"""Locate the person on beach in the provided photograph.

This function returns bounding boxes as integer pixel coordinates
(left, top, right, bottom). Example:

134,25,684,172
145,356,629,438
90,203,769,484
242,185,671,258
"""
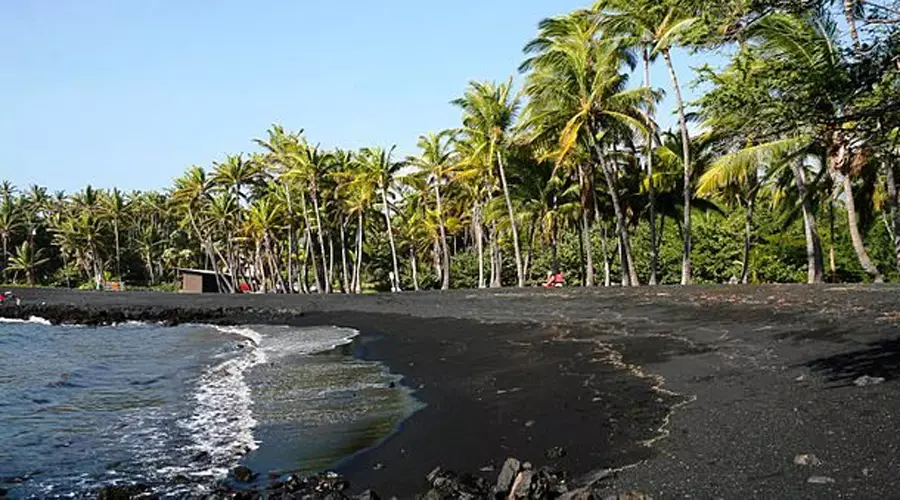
0,291,20,306
543,272,565,288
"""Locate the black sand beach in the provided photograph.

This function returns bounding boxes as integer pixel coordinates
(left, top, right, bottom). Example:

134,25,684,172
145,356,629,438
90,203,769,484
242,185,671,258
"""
4,285,900,498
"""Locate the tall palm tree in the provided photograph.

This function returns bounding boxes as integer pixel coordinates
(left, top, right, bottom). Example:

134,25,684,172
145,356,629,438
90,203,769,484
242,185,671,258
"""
748,12,880,281
453,79,525,287
101,188,128,283
408,131,456,289
521,11,653,286
255,125,309,292
593,0,665,284
358,146,403,292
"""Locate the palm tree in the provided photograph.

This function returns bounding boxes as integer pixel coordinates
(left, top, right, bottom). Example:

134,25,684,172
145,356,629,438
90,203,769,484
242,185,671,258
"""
747,12,880,281
172,166,233,291
697,137,802,283
8,240,49,286
521,11,653,286
409,131,456,289
255,125,309,292
453,79,525,288
0,199,20,282
358,146,403,292
101,188,128,283
338,152,379,293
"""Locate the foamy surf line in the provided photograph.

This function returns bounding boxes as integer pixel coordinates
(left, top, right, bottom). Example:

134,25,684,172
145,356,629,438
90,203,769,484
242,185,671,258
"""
209,324,264,346
0,315,52,325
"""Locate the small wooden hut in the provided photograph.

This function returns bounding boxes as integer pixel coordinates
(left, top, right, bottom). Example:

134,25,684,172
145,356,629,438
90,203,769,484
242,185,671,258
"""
178,268,230,294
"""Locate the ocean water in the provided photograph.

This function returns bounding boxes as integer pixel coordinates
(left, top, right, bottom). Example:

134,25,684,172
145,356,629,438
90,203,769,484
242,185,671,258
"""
0,319,418,498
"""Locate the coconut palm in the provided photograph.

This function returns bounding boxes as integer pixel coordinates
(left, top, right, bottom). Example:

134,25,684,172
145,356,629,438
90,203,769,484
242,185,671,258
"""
408,131,456,289
357,146,404,292
0,199,20,282
8,240,49,286
101,188,128,283
453,79,525,287
521,11,654,286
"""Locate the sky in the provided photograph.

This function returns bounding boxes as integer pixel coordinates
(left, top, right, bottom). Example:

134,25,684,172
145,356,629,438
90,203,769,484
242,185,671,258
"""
0,1,726,193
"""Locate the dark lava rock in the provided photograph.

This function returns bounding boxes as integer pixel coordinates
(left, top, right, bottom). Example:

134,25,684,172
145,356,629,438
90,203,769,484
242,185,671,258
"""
355,490,380,500
232,465,255,483
545,446,567,460
96,483,155,500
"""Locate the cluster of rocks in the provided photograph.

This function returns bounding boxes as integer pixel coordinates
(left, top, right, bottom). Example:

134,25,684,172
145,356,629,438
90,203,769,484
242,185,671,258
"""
92,458,650,500
0,303,287,327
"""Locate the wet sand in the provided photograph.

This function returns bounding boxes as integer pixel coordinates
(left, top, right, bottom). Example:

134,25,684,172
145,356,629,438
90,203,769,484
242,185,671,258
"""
4,285,900,498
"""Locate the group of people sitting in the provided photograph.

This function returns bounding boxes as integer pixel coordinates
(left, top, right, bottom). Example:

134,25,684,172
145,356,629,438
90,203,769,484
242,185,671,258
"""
0,291,21,306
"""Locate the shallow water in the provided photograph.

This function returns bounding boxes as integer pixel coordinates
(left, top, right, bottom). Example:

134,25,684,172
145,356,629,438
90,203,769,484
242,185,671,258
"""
0,320,418,498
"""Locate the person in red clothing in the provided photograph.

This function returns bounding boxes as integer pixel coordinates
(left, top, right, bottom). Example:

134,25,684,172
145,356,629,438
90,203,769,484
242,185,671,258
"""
543,272,565,288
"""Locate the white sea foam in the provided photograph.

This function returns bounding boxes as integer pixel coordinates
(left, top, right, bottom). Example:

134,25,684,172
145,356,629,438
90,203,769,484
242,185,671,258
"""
210,325,263,346
260,325,359,359
0,315,51,325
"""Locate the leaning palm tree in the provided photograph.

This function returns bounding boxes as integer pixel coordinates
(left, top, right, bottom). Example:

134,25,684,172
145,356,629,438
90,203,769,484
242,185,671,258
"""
738,12,878,282
452,79,525,288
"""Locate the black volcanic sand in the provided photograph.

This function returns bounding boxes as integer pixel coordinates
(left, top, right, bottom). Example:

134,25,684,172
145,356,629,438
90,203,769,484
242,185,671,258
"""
4,285,900,498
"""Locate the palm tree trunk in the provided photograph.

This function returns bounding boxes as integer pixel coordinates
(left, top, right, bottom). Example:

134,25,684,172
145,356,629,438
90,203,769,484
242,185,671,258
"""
844,0,862,53
601,223,611,287
474,205,486,288
432,238,442,283
741,197,754,284
663,49,693,286
594,150,635,286
842,174,883,282
2,235,8,282
327,235,335,291
339,216,350,293
581,207,594,287
282,184,295,294
354,211,364,293
524,218,537,283
410,248,420,291
311,189,331,293
578,165,595,287
885,160,900,273
496,152,524,287
113,219,121,283
792,159,825,283
299,192,323,293
644,46,659,286
489,225,501,288
300,238,309,294
381,187,402,292
434,182,451,290
144,251,155,286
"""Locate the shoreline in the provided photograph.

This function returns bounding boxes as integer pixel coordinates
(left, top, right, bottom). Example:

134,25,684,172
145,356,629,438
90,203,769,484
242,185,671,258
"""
3,285,900,497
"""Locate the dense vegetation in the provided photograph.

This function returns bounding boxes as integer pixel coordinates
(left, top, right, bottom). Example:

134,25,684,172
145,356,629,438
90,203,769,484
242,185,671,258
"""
2,0,899,291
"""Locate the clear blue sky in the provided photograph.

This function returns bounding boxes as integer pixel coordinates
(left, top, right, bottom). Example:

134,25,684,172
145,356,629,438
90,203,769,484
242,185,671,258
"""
1,1,724,193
